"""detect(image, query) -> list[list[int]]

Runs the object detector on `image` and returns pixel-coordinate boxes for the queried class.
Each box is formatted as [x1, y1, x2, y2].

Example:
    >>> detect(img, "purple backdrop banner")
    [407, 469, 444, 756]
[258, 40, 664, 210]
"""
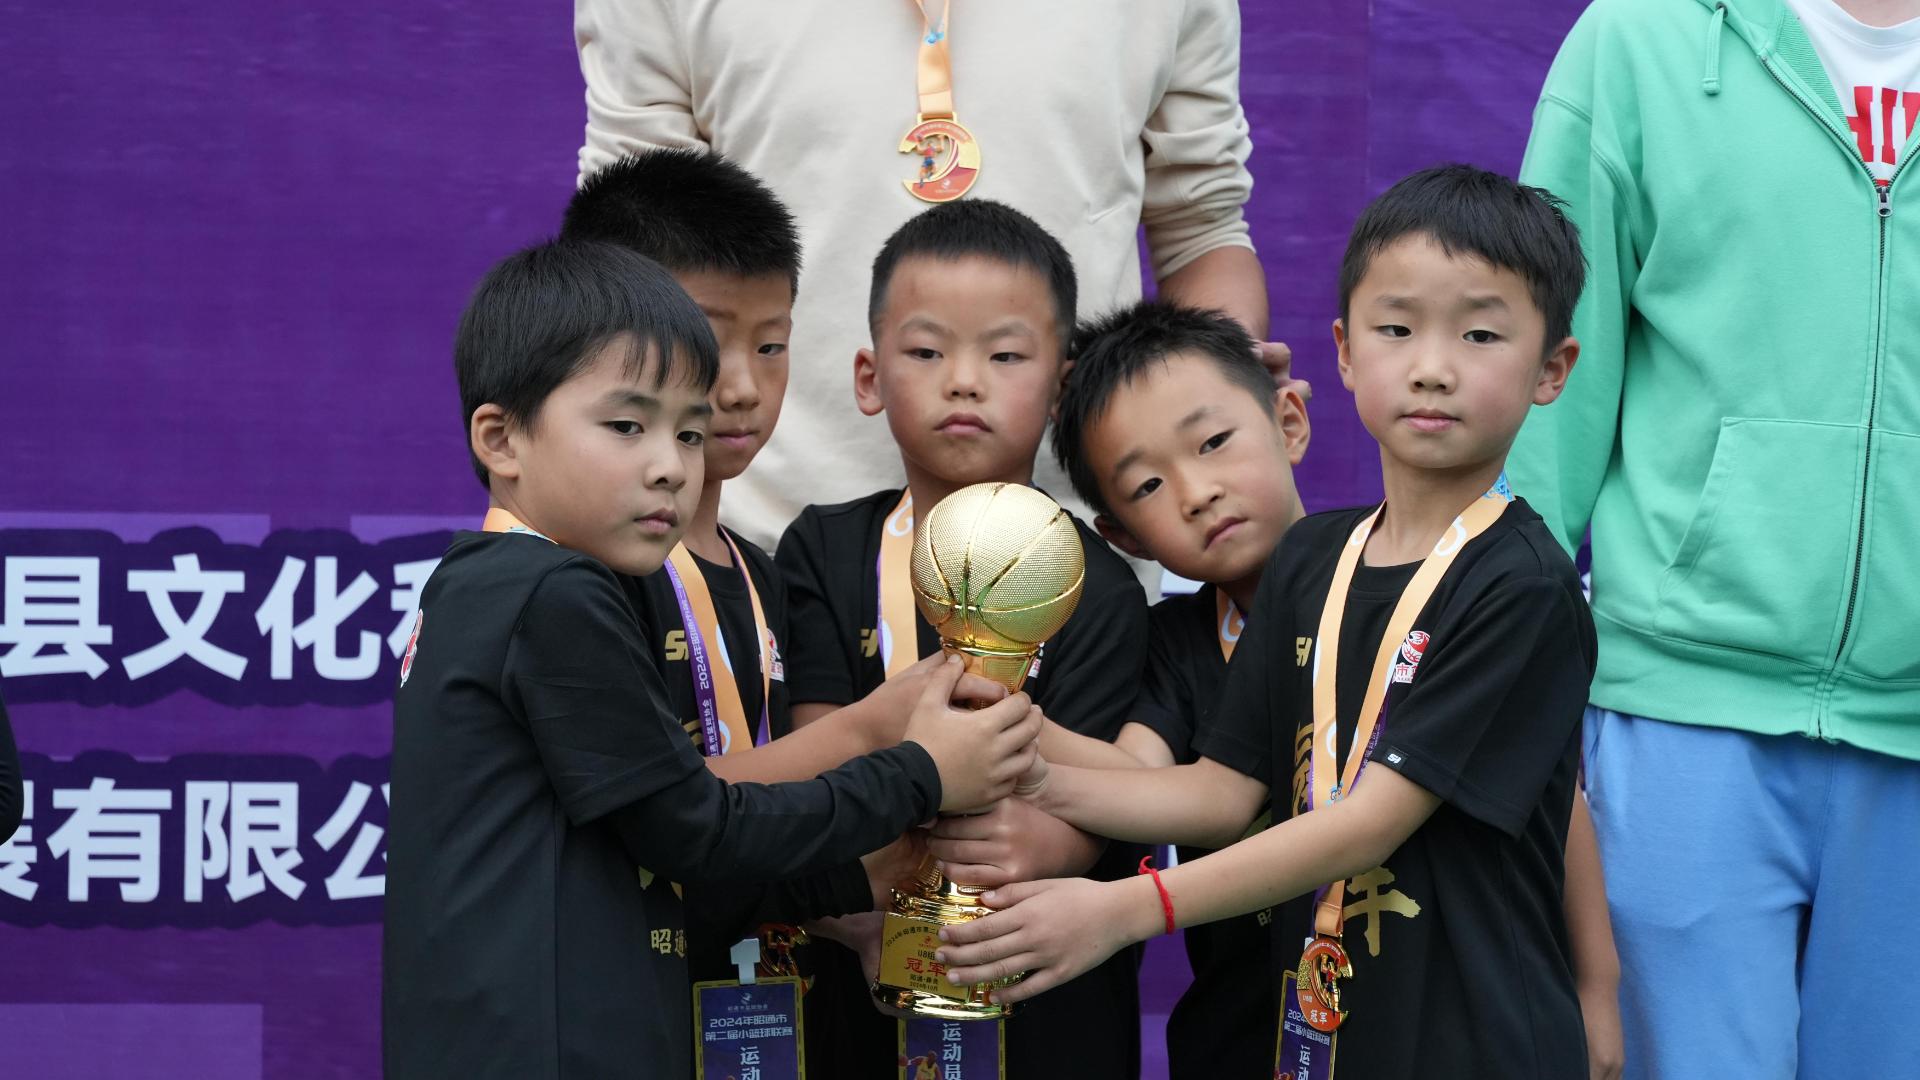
[0, 2, 1585, 1076]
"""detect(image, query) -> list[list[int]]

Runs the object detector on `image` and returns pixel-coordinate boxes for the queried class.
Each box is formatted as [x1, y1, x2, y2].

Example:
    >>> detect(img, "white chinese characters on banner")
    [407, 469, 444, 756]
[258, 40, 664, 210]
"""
[313, 780, 389, 900]
[0, 530, 446, 699]
[184, 781, 306, 902]
[256, 557, 382, 682]
[45, 778, 172, 902]
[0, 557, 114, 678]
[123, 554, 248, 680]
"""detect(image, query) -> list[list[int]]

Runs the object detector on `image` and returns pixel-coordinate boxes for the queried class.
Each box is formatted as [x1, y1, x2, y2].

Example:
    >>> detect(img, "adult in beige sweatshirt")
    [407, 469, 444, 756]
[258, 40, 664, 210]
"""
[577, 0, 1274, 546]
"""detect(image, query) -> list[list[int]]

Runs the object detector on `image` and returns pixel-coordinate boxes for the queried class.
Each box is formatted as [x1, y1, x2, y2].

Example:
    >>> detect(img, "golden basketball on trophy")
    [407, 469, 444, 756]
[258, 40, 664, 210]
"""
[872, 482, 1086, 1021]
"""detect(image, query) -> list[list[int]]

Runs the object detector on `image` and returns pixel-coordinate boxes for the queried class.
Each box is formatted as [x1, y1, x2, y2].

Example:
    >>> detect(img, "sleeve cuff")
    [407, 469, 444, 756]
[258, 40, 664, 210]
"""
[1376, 741, 1528, 839]
[1191, 727, 1267, 784]
[1130, 702, 1195, 764]
[876, 741, 942, 819]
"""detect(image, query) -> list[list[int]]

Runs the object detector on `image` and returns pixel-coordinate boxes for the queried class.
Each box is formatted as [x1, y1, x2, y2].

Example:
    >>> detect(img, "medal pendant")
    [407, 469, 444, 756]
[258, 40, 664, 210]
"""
[899, 116, 980, 203]
[1295, 935, 1353, 1033]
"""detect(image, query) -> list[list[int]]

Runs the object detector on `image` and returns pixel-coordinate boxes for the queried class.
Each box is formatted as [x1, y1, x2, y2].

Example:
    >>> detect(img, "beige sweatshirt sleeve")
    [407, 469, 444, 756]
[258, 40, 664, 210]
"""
[576, 0, 708, 184]
[1140, 0, 1257, 280]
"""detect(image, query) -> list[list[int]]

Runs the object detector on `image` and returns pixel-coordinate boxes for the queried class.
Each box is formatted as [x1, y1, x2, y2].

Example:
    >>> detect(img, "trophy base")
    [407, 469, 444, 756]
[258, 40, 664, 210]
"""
[870, 859, 1018, 1021]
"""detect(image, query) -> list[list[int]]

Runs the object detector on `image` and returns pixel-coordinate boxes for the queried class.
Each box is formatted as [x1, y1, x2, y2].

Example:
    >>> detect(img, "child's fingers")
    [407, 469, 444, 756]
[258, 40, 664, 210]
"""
[932, 859, 1012, 889]
[925, 836, 1000, 866]
[947, 952, 1048, 995]
[951, 671, 1007, 704]
[962, 880, 1051, 918]
[984, 965, 1065, 1005]
[933, 924, 1026, 974]
[917, 654, 964, 705]
[927, 810, 998, 841]
[968, 690, 1031, 730]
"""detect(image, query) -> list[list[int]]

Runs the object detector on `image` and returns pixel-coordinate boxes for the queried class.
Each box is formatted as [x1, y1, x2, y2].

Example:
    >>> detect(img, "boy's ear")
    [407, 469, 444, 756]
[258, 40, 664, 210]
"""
[1049, 358, 1076, 424]
[1332, 318, 1357, 392]
[853, 347, 886, 417]
[470, 403, 521, 482]
[1093, 513, 1152, 562]
[1533, 336, 1580, 405]
[1275, 385, 1312, 467]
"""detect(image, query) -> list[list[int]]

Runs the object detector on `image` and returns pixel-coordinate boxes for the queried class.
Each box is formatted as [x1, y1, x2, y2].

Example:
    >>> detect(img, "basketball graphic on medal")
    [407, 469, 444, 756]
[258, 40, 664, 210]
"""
[1295, 935, 1353, 1033]
[899, 116, 980, 202]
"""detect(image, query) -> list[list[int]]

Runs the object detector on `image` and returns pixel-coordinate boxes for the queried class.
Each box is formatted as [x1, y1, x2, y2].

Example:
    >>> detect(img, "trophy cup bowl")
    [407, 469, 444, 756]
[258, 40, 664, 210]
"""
[871, 483, 1085, 1021]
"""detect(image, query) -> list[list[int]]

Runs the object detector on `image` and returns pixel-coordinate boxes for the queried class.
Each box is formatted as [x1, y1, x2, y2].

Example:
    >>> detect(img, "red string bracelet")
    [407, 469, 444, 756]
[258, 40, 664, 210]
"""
[1138, 854, 1176, 936]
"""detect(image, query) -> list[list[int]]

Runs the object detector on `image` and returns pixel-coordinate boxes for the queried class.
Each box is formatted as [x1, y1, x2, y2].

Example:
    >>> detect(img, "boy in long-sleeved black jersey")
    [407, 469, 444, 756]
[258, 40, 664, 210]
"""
[381, 239, 1041, 1079]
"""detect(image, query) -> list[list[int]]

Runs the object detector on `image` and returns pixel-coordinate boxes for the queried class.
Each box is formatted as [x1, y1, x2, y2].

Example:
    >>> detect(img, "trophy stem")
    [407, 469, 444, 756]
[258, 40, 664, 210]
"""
[945, 642, 1037, 701]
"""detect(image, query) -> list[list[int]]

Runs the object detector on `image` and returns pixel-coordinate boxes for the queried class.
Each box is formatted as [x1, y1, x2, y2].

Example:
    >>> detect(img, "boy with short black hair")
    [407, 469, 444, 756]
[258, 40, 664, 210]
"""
[937, 166, 1603, 1079]
[562, 148, 1010, 1065]
[382, 238, 1042, 1079]
[1033, 299, 1310, 1077]
[777, 199, 1149, 1078]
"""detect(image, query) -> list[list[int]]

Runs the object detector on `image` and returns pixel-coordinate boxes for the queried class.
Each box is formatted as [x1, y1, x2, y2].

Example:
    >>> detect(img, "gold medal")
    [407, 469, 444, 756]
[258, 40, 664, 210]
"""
[900, 0, 979, 203]
[901, 117, 980, 203]
[1295, 934, 1353, 1033]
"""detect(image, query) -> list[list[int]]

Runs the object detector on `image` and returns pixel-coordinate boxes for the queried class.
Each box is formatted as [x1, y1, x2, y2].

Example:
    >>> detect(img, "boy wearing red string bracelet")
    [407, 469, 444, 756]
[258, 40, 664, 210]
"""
[938, 167, 1607, 1080]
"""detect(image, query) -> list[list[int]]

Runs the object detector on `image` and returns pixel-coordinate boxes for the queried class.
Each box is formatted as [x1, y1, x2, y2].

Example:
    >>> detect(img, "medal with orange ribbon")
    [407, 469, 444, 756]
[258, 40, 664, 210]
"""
[900, 0, 980, 203]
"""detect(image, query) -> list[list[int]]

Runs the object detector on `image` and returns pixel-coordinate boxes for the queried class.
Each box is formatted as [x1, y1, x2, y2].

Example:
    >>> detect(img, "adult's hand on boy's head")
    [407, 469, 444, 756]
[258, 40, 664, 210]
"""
[1256, 339, 1312, 402]
[860, 829, 929, 907]
[933, 876, 1148, 1005]
[926, 796, 1096, 889]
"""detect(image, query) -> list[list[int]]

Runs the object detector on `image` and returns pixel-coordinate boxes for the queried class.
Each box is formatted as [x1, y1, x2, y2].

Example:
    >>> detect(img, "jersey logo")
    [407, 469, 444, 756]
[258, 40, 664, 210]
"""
[861, 628, 880, 658]
[1391, 629, 1430, 685]
[665, 629, 687, 662]
[1295, 636, 1312, 667]
[398, 610, 424, 687]
[765, 630, 785, 682]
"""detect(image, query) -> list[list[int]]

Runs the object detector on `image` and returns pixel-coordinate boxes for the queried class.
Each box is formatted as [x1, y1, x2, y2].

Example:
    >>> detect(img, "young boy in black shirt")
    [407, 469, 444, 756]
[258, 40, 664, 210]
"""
[938, 166, 1604, 1079]
[1036, 301, 1311, 1078]
[561, 149, 1006, 1063]
[381, 239, 1043, 1079]
[776, 200, 1149, 1078]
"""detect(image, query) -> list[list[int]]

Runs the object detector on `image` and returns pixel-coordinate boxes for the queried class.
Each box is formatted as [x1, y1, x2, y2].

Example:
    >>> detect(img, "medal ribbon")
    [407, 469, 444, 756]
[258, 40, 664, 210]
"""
[1306, 475, 1512, 938]
[1216, 590, 1243, 661]
[480, 507, 553, 542]
[664, 532, 774, 758]
[911, 0, 954, 119]
[875, 490, 922, 678]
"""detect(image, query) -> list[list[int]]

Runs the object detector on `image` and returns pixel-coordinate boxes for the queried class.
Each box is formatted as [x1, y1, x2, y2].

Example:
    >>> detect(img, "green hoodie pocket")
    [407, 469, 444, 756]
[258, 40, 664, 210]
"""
[1844, 429, 1920, 683]
[1653, 418, 1864, 667]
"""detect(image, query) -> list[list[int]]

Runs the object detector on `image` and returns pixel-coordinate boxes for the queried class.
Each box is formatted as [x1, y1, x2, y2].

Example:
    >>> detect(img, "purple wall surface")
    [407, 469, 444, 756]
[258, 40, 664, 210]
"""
[0, 2, 1585, 1076]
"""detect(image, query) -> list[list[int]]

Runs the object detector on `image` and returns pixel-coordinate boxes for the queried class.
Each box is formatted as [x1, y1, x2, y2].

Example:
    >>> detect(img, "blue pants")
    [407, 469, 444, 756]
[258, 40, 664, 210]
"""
[1585, 708, 1920, 1080]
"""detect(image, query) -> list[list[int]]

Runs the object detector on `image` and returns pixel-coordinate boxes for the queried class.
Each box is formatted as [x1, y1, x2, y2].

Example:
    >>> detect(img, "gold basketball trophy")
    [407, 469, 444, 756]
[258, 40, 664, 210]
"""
[872, 483, 1086, 1020]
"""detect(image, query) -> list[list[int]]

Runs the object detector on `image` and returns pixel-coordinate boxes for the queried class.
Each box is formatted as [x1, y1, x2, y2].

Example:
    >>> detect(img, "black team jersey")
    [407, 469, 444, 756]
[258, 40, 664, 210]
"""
[384, 530, 942, 1079]
[777, 487, 1151, 1079]
[1191, 501, 1594, 1079]
[622, 527, 865, 1048]
[1130, 583, 1278, 1079]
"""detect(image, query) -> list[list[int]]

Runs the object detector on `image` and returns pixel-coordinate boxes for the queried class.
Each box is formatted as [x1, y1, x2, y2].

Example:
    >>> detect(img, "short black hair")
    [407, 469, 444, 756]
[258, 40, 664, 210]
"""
[1053, 300, 1268, 517]
[868, 199, 1077, 345]
[563, 149, 802, 292]
[454, 238, 719, 488]
[1339, 164, 1586, 352]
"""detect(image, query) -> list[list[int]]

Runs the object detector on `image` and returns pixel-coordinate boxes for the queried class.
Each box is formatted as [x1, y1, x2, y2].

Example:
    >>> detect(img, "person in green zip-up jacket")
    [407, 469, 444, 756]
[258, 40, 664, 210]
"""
[1513, 1, 1920, 1077]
